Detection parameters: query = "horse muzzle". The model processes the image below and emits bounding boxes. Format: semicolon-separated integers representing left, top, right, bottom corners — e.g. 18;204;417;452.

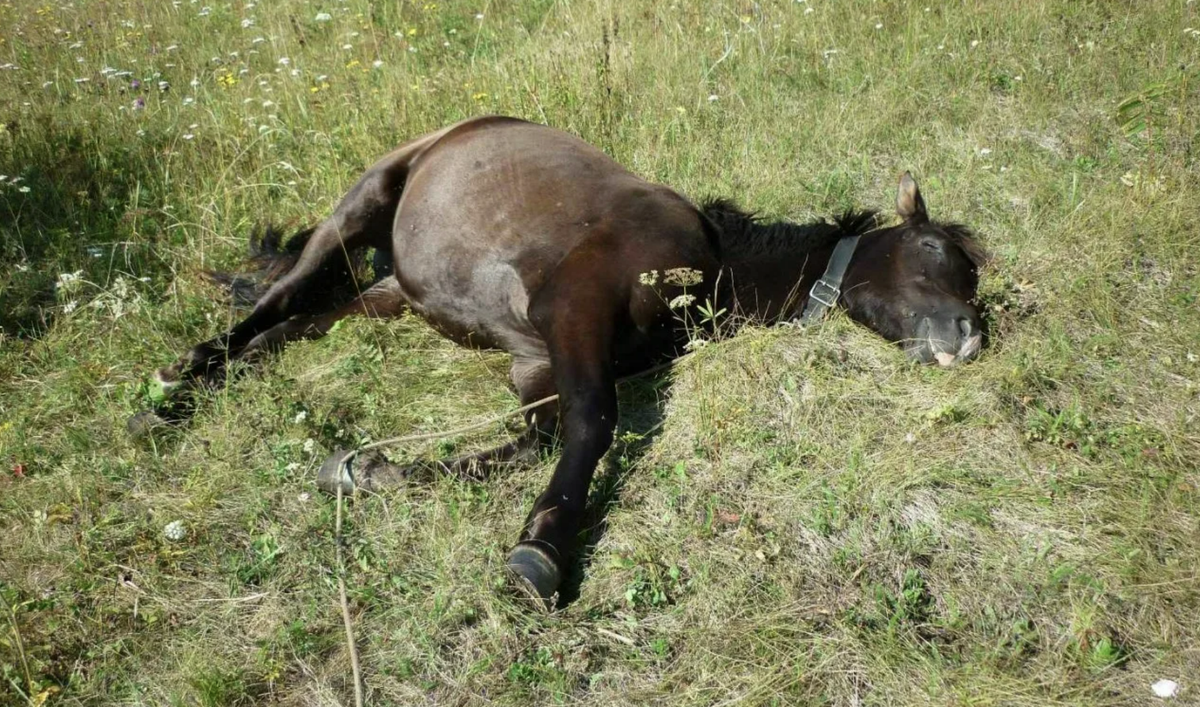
907;316;983;366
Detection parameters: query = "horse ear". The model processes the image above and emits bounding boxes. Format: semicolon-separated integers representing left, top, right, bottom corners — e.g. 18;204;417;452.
896;171;928;223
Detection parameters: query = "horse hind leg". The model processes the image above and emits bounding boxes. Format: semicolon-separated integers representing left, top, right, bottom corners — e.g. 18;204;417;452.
127;275;407;438
237;275;408;363
415;358;559;480
153;160;409;394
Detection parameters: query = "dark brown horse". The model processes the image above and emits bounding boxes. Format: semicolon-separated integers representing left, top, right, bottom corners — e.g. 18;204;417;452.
144;116;986;603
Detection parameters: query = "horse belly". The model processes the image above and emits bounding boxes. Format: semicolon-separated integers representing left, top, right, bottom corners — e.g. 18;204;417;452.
392;234;546;357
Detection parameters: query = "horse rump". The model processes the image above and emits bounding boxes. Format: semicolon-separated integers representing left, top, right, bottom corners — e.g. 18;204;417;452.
203;224;374;315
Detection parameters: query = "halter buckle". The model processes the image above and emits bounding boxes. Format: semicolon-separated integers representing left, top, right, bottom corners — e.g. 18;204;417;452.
808;279;841;309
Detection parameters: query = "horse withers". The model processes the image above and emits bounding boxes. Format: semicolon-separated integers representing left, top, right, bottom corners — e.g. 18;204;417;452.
145;116;987;604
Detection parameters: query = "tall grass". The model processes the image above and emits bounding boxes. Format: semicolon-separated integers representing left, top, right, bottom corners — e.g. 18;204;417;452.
2;0;1198;704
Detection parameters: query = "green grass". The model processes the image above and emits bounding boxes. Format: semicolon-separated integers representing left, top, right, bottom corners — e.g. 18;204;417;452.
2;0;1199;704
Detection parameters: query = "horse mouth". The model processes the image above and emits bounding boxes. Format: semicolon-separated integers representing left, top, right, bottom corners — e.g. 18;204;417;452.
907;330;983;367
932;332;982;367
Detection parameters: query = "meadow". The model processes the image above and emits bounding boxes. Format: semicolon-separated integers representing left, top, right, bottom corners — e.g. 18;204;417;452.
2;0;1199;704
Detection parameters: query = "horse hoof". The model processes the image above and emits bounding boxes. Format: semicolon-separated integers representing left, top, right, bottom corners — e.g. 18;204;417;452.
127;410;168;438
505;543;561;608
317;449;358;497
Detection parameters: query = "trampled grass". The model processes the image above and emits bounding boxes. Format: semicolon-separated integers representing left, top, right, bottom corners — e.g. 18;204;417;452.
2;0;1199;704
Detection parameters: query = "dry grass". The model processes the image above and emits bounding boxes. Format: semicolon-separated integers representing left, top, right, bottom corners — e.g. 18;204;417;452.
2;0;1199;704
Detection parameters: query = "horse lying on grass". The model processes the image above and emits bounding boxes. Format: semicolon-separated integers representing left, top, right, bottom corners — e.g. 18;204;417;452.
137;116;987;604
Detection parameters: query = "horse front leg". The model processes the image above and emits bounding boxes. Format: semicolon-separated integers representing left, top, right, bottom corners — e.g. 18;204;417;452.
505;276;621;606
315;357;559;492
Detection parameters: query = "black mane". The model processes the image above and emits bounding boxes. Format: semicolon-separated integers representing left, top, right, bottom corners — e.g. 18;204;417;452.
700;198;879;261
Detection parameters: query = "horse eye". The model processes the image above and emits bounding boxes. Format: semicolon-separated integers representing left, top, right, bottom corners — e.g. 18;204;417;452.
919;238;942;253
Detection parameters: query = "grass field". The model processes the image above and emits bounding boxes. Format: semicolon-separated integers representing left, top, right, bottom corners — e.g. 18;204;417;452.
2;0;1199;704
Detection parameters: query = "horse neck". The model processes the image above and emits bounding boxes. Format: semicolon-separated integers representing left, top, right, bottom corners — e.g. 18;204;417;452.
719;242;840;322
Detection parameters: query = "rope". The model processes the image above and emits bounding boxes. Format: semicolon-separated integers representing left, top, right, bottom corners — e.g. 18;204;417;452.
335;482;365;707
327;353;687;703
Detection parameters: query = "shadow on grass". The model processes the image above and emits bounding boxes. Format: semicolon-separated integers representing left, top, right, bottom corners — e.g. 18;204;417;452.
556;373;672;608
0;122;173;339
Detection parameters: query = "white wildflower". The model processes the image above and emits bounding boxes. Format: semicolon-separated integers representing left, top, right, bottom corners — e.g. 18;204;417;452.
241;18;254;28
315;12;332;21
303;438;316;455
669;294;696;310
1151;680;1178;698
372;59;383;68
293;410;308;423
663;267;704;286
278;56;290;65
56;270;84;291
638;270;659;286
163;520;187;541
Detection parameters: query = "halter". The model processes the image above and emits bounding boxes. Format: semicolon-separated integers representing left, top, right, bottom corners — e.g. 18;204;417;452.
798;234;862;325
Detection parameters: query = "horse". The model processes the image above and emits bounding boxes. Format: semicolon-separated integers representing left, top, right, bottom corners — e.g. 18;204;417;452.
141;115;987;604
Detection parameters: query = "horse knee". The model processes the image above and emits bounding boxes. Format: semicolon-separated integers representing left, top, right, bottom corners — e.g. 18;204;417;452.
562;392;616;453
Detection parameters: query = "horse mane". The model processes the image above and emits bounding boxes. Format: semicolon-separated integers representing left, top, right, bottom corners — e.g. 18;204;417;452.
702;197;988;268
700;198;880;261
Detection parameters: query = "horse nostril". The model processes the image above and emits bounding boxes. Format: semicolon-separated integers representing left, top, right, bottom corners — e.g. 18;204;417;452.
958;318;973;339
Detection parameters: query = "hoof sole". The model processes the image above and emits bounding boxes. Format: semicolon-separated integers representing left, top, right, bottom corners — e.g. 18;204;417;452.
317;449;358;497
506;543;561;608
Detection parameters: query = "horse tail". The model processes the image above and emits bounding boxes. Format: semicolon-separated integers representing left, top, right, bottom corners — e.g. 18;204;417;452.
205;224;370;314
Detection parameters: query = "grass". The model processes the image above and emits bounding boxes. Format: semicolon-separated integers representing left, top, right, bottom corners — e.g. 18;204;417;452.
2;0;1199;704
